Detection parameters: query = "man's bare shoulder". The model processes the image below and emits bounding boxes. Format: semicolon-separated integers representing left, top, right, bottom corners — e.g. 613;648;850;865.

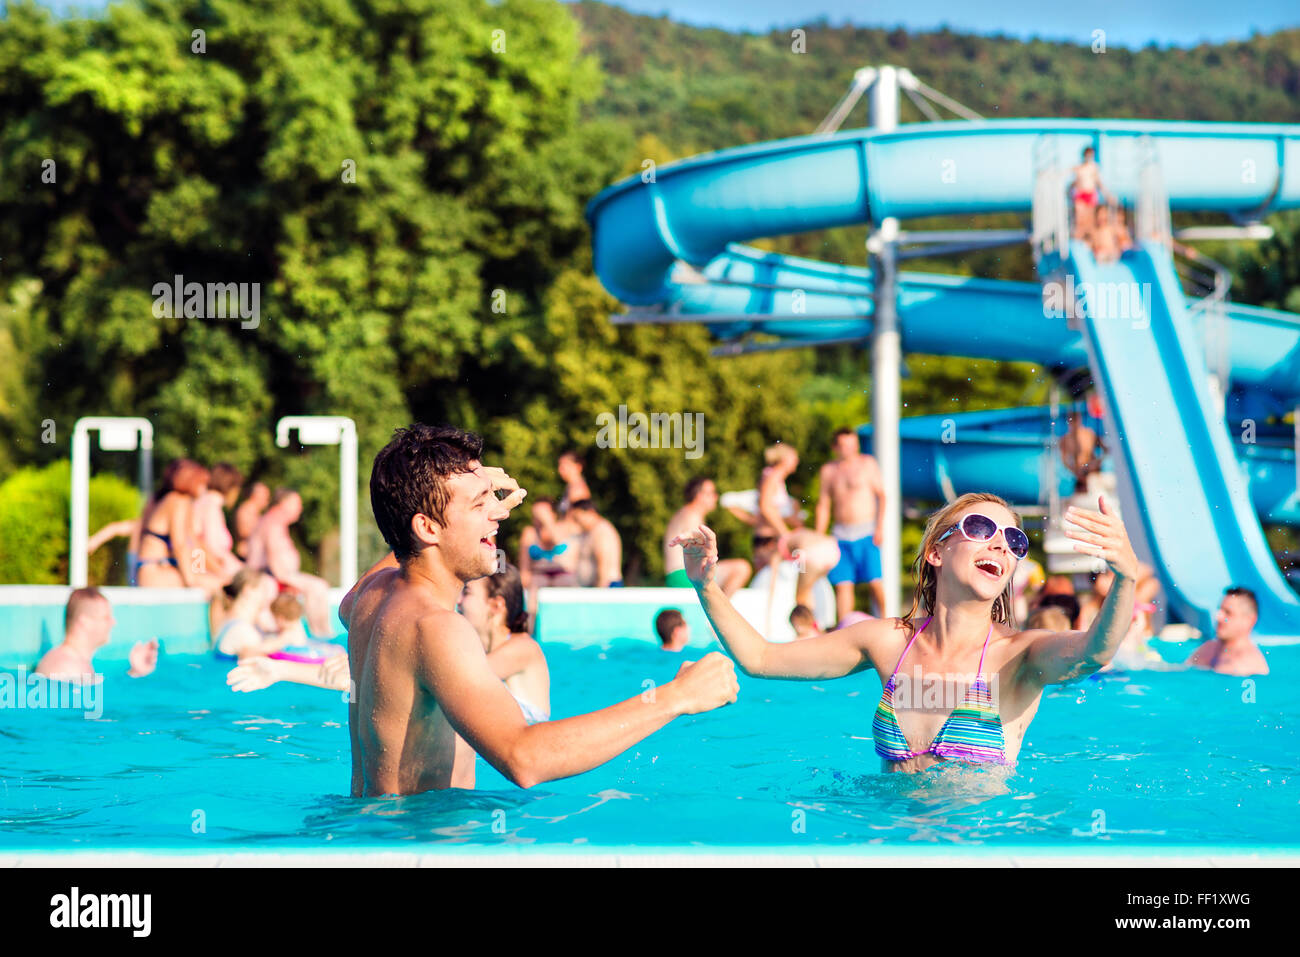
35;646;81;676
342;566;402;625
412;610;484;663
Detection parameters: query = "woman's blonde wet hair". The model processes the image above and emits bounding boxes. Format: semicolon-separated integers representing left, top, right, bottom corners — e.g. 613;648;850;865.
902;492;1023;636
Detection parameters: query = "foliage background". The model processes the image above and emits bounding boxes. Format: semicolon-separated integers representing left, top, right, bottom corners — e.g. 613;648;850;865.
2;0;1298;585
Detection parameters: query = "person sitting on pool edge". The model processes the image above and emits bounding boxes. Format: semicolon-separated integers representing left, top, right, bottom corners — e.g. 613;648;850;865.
340;423;739;795
1186;587;1270;676
670;491;1140;773
663;477;751;595
460;562;551;724
244;488;335;639
36;588;158;683
654;608;690;652
570;499;623;587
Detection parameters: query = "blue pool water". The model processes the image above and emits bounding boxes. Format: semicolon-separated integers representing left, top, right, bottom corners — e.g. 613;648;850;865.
1;640;1296;849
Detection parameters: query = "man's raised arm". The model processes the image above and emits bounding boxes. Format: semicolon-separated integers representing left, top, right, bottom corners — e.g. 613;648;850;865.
424;614;737;789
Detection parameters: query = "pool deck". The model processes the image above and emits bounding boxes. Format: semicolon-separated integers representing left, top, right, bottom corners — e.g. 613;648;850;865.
3;846;1298;867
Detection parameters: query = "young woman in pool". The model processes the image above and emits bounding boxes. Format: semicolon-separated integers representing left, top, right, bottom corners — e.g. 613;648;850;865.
459;563;551;725
670;491;1139;772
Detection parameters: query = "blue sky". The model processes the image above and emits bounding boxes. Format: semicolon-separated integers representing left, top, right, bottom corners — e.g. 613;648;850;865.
28;0;1300;48
572;0;1299;47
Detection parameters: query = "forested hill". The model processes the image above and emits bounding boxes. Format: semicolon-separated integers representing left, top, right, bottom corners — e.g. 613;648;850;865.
570;1;1300;157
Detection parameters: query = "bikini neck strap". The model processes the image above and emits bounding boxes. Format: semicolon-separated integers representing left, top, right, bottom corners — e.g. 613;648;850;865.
891;615;997;677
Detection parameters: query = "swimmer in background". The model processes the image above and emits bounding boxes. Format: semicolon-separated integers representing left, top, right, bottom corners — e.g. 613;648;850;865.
221;579;345;693
570;499;624;587
518;497;580;585
135;459;224;594
1060;412;1104;495
789;604;821;640
234;481;270;560
1077;565;1160;631
460;562;551;724
1070;146;1109;239
672;492;1140;773
341;424;738;795
1024;605;1070;633
1112;205;1135;253
267;592;344;658
1092;205;1122;264
1186;587;1270;676
244;489;334;639
664;477;751;595
35;588;157;683
192;462;244;583
556;449;592;516
654;608;690;652
518;496;582;632
754;443;840;610
212;567;279;658
816;427;887;620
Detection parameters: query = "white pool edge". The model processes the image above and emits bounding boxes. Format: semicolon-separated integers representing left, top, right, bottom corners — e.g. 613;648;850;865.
4;845;1298;867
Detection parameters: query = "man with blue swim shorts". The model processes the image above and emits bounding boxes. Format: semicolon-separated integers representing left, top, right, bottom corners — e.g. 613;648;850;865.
816;428;887;621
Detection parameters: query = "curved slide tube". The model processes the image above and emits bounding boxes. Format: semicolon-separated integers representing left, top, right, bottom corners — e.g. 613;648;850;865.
589;120;1300;306
671;243;1300;402
1069;240;1300;642
858;405;1300;527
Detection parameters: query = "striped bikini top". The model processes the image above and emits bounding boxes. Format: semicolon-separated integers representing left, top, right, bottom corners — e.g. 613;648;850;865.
872;615;1008;765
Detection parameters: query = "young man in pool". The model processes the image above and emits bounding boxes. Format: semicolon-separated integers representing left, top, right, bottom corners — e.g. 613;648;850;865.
340;424;739;796
1186;586;1270;676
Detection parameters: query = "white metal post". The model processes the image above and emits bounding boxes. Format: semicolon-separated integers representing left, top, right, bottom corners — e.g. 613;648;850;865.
868;66;902;617
276;416;359;589
339;420;358;589
69;417;153;587
70;426;91;588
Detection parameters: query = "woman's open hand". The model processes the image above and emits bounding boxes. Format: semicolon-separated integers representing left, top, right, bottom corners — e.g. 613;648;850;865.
1064;496;1139;581
667;524;719;588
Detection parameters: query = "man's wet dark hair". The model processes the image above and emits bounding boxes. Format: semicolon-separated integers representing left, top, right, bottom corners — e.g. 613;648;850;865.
569;498;596;513
370;424;484;561
1225;586;1258;617
833;427;856;439
683;476;712;504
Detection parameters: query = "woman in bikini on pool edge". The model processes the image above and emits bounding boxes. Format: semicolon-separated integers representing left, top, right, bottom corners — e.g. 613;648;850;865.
671;491;1139;772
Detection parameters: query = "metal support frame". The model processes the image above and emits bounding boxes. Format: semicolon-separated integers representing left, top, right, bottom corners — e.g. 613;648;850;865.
868;66;903;618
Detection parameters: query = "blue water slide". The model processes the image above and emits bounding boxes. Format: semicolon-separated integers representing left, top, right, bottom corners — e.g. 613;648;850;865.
1069;240;1300;641
673;243;1300;400
586;119;1300;638
857;405;1300;526
588;120;1300;306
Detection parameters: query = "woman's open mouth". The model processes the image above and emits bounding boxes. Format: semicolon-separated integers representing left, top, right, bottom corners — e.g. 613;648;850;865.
974;557;1004;580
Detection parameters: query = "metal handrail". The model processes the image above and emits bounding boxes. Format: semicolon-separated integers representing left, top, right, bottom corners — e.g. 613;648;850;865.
1135;136;1231;409
1031;134;1069;265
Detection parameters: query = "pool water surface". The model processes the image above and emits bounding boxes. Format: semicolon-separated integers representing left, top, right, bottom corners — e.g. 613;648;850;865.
1;640;1295;850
